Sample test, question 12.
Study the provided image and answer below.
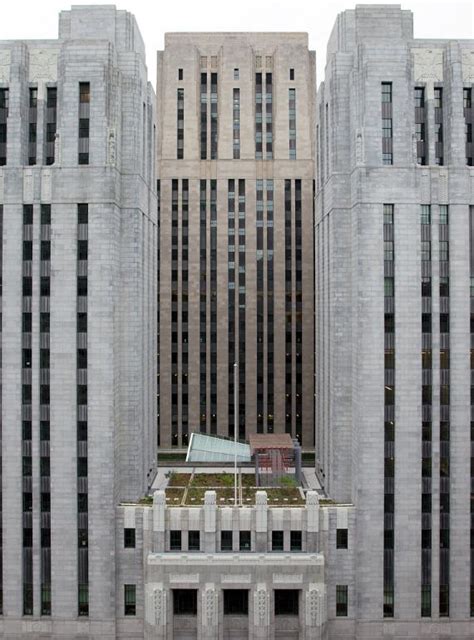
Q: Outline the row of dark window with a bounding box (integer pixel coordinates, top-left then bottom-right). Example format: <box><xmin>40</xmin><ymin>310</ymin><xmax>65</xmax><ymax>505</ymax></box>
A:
<box><xmin>383</xmin><ymin>203</ymin><xmax>395</xmax><ymax>617</ymax></box>
<box><xmin>77</xmin><ymin>204</ymin><xmax>89</xmax><ymax>616</ymax></box>
<box><xmin>256</xmin><ymin>73</ymin><xmax>273</xmax><ymax>159</ymax></box>
<box><xmin>382</xmin><ymin>83</ymin><xmax>473</xmax><ymax>166</ymax></box>
<box><xmin>256</xmin><ymin>180</ymin><xmax>274</xmax><ymax>433</ymax></box>
<box><xmin>176</xmin><ymin>67</ymin><xmax>296</xmax><ymax>81</ymax></box>
<box><xmin>170</xmin><ymin>587</ymin><xmax>347</xmax><ymax>618</ymax></box>
<box><xmin>420</xmin><ymin>205</ymin><xmax>432</xmax><ymax>617</ymax></box>
<box><xmin>22</xmin><ymin>205</ymin><xmax>34</xmax><ymax>615</ymax></box>
<box><xmin>0</xmin><ymin>84</ymin><xmax>88</xmax><ymax>166</ymax></box>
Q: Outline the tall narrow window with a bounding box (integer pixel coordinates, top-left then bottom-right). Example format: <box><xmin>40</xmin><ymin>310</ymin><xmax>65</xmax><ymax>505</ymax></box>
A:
<box><xmin>233</xmin><ymin>88</ymin><xmax>240</xmax><ymax>159</ymax></box>
<box><xmin>255</xmin><ymin>72</ymin><xmax>263</xmax><ymax>159</ymax></box>
<box><xmin>181</xmin><ymin>180</ymin><xmax>189</xmax><ymax>445</ymax></box>
<box><xmin>381</xmin><ymin>82</ymin><xmax>393</xmax><ymax>165</ymax></box>
<box><xmin>177</xmin><ymin>88</ymin><xmax>184</xmax><ymax>159</ymax></box>
<box><xmin>210</xmin><ymin>73</ymin><xmax>218</xmax><ymax>159</ymax></box>
<box><xmin>336</xmin><ymin>585</ymin><xmax>348</xmax><ymax>617</ymax></box>
<box><xmin>78</xmin><ymin>83</ymin><xmax>90</xmax><ymax>165</ymax></box>
<box><xmin>383</xmin><ymin>204</ymin><xmax>395</xmax><ymax>617</ymax></box>
<box><xmin>439</xmin><ymin>204</ymin><xmax>450</xmax><ymax>617</ymax></box>
<box><xmin>40</xmin><ymin>204</ymin><xmax>51</xmax><ymax>615</ymax></box>
<box><xmin>200</xmin><ymin>74</ymin><xmax>207</xmax><ymax>160</ymax></box>
<box><xmin>267</xmin><ymin>181</ymin><xmax>274</xmax><ymax>434</ymax></box>
<box><xmin>238</xmin><ymin>179</ymin><xmax>246</xmax><ymax>439</ymax></box>
<box><xmin>228</xmin><ymin>179</ymin><xmax>236</xmax><ymax>437</ymax></box>
<box><xmin>77</xmin><ymin>203</ymin><xmax>89</xmax><ymax>616</ymax></box>
<box><xmin>171</xmin><ymin>180</ymin><xmax>179</xmax><ymax>445</ymax></box>
<box><xmin>256</xmin><ymin>180</ymin><xmax>264</xmax><ymax>432</ymax></box>
<box><xmin>285</xmin><ymin>181</ymin><xmax>292</xmax><ymax>435</ymax></box>
<box><xmin>28</xmin><ymin>88</ymin><xmax>38</xmax><ymax>165</ymax></box>
<box><xmin>289</xmin><ymin>88</ymin><xmax>296</xmax><ymax>159</ymax></box>
<box><xmin>420</xmin><ymin>204</ymin><xmax>432</xmax><ymax>617</ymax></box>
<box><xmin>265</xmin><ymin>73</ymin><xmax>273</xmax><ymax>159</ymax></box>
<box><xmin>45</xmin><ymin>87</ymin><xmax>57</xmax><ymax>165</ymax></box>
<box><xmin>295</xmin><ymin>180</ymin><xmax>302</xmax><ymax>442</ymax></box>
<box><xmin>414</xmin><ymin>87</ymin><xmax>427</xmax><ymax>165</ymax></box>
<box><xmin>199</xmin><ymin>180</ymin><xmax>207</xmax><ymax>431</ymax></box>
<box><xmin>434</xmin><ymin>87</ymin><xmax>444</xmax><ymax>166</ymax></box>
<box><xmin>22</xmin><ymin>205</ymin><xmax>33</xmax><ymax>615</ymax></box>
<box><xmin>210</xmin><ymin>180</ymin><xmax>217</xmax><ymax>434</ymax></box>
<box><xmin>0</xmin><ymin>88</ymin><xmax>9</xmax><ymax>165</ymax></box>
<box><xmin>464</xmin><ymin>88</ymin><xmax>473</xmax><ymax>166</ymax></box>
<box><xmin>124</xmin><ymin>585</ymin><xmax>136</xmax><ymax>616</ymax></box>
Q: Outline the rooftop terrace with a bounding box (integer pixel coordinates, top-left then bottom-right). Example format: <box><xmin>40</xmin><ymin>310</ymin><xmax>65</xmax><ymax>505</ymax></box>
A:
<box><xmin>134</xmin><ymin>466</ymin><xmax>325</xmax><ymax>508</ymax></box>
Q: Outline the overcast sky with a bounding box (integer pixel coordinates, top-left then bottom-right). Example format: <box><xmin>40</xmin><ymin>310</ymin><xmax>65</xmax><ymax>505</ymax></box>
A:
<box><xmin>1</xmin><ymin>1</ymin><xmax>472</xmax><ymax>87</ymax></box>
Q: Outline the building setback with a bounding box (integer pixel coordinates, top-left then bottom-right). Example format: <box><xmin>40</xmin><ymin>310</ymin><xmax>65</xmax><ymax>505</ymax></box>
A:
<box><xmin>315</xmin><ymin>5</ymin><xmax>474</xmax><ymax>638</ymax></box>
<box><xmin>0</xmin><ymin>5</ymin><xmax>156</xmax><ymax>636</ymax></box>
<box><xmin>156</xmin><ymin>33</ymin><xmax>315</xmax><ymax>449</ymax></box>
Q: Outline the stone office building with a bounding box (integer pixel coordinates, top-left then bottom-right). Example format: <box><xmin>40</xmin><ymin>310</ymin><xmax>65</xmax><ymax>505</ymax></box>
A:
<box><xmin>315</xmin><ymin>4</ymin><xmax>474</xmax><ymax>638</ymax></box>
<box><xmin>0</xmin><ymin>5</ymin><xmax>156</xmax><ymax>638</ymax></box>
<box><xmin>156</xmin><ymin>33</ymin><xmax>316</xmax><ymax>449</ymax></box>
<box><xmin>1</xmin><ymin>2</ymin><xmax>474</xmax><ymax>640</ymax></box>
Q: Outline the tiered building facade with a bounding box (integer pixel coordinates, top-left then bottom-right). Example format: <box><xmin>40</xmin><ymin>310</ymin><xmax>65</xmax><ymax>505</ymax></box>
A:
<box><xmin>0</xmin><ymin>3</ymin><xmax>473</xmax><ymax>639</ymax></box>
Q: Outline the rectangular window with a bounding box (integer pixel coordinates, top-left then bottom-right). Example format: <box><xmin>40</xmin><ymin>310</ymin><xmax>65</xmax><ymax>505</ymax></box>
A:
<box><xmin>221</xmin><ymin>530</ymin><xmax>233</xmax><ymax>551</ymax></box>
<box><xmin>224</xmin><ymin>589</ymin><xmax>248</xmax><ymax>615</ymax></box>
<box><xmin>124</xmin><ymin>584</ymin><xmax>136</xmax><ymax>616</ymax></box>
<box><xmin>465</xmin><ymin>88</ymin><xmax>473</xmax><ymax>165</ymax></box>
<box><xmin>188</xmin><ymin>530</ymin><xmax>200</xmax><ymax>551</ymax></box>
<box><xmin>28</xmin><ymin>88</ymin><xmax>38</xmax><ymax>165</ymax></box>
<box><xmin>0</xmin><ymin>88</ymin><xmax>9</xmax><ymax>165</ymax></box>
<box><xmin>414</xmin><ymin>87</ymin><xmax>427</xmax><ymax>164</ymax></box>
<box><xmin>272</xmin><ymin>530</ymin><xmax>284</xmax><ymax>551</ymax></box>
<box><xmin>170</xmin><ymin>530</ymin><xmax>182</xmax><ymax>551</ymax></box>
<box><xmin>210</xmin><ymin>73</ymin><xmax>218</xmax><ymax>159</ymax></box>
<box><xmin>381</xmin><ymin>82</ymin><xmax>393</xmax><ymax>165</ymax></box>
<box><xmin>336</xmin><ymin>528</ymin><xmax>348</xmax><ymax>549</ymax></box>
<box><xmin>200</xmin><ymin>74</ymin><xmax>207</xmax><ymax>159</ymax></box>
<box><xmin>336</xmin><ymin>585</ymin><xmax>348</xmax><ymax>616</ymax></box>
<box><xmin>255</xmin><ymin>72</ymin><xmax>262</xmax><ymax>158</ymax></box>
<box><xmin>177</xmin><ymin>87</ymin><xmax>184</xmax><ymax>159</ymax></box>
<box><xmin>78</xmin><ymin>83</ymin><xmax>90</xmax><ymax>164</ymax></box>
<box><xmin>124</xmin><ymin>528</ymin><xmax>135</xmax><ymax>548</ymax></box>
<box><xmin>173</xmin><ymin>589</ymin><xmax>197</xmax><ymax>615</ymax></box>
<box><xmin>239</xmin><ymin>530</ymin><xmax>251</xmax><ymax>551</ymax></box>
<box><xmin>233</xmin><ymin>88</ymin><xmax>240</xmax><ymax>159</ymax></box>
<box><xmin>290</xmin><ymin>530</ymin><xmax>302</xmax><ymax>551</ymax></box>
<box><xmin>275</xmin><ymin>589</ymin><xmax>299</xmax><ymax>616</ymax></box>
<box><xmin>289</xmin><ymin>88</ymin><xmax>296</xmax><ymax>159</ymax></box>
<box><xmin>434</xmin><ymin>87</ymin><xmax>443</xmax><ymax>165</ymax></box>
<box><xmin>421</xmin><ymin>205</ymin><xmax>431</xmax><ymax>225</ymax></box>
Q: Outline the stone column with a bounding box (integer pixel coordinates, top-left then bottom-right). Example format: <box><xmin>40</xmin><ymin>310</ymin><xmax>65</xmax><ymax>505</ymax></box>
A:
<box><xmin>255</xmin><ymin>490</ymin><xmax>268</xmax><ymax>551</ymax></box>
<box><xmin>199</xmin><ymin>583</ymin><xmax>218</xmax><ymax>639</ymax></box>
<box><xmin>144</xmin><ymin>583</ymin><xmax>167</xmax><ymax>640</ymax></box>
<box><xmin>306</xmin><ymin>490</ymin><xmax>319</xmax><ymax>552</ymax></box>
<box><xmin>252</xmin><ymin>583</ymin><xmax>270</xmax><ymax>640</ymax></box>
<box><xmin>303</xmin><ymin>584</ymin><xmax>326</xmax><ymax>640</ymax></box>
<box><xmin>153</xmin><ymin>490</ymin><xmax>166</xmax><ymax>552</ymax></box>
<box><xmin>203</xmin><ymin>490</ymin><xmax>217</xmax><ymax>552</ymax></box>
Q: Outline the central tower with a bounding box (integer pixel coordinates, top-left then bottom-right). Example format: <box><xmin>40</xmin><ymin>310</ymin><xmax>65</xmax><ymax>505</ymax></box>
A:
<box><xmin>156</xmin><ymin>33</ymin><xmax>316</xmax><ymax>449</ymax></box>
